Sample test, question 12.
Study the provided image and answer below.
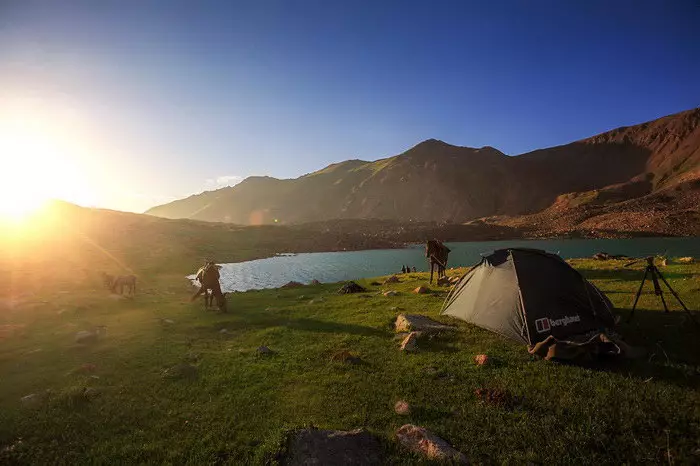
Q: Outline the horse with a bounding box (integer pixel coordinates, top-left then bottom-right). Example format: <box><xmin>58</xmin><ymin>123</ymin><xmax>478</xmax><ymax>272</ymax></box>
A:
<box><xmin>426</xmin><ymin>240</ymin><xmax>451</xmax><ymax>284</ymax></box>
<box><xmin>101</xmin><ymin>272</ymin><xmax>137</xmax><ymax>295</ymax></box>
<box><xmin>191</xmin><ymin>262</ymin><xmax>227</xmax><ymax>312</ymax></box>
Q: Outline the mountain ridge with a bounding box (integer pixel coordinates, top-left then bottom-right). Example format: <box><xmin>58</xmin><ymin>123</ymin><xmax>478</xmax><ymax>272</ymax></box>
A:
<box><xmin>146</xmin><ymin>107</ymin><xmax>700</xmax><ymax>235</ymax></box>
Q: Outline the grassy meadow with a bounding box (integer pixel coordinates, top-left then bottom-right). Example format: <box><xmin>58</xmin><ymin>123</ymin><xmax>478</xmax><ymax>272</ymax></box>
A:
<box><xmin>1</xmin><ymin>248</ymin><xmax>699</xmax><ymax>464</ymax></box>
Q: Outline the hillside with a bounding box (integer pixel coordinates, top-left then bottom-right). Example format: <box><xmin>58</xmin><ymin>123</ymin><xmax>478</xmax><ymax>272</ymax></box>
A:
<box><xmin>147</xmin><ymin>108</ymin><xmax>700</xmax><ymax>235</ymax></box>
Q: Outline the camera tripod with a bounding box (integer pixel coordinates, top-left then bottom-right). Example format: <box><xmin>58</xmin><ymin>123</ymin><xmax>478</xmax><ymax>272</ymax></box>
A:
<box><xmin>628</xmin><ymin>257</ymin><xmax>697</xmax><ymax>325</ymax></box>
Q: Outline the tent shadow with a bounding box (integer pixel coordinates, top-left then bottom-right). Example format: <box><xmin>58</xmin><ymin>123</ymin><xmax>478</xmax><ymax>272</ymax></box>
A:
<box><xmin>569</xmin><ymin>308</ymin><xmax>700</xmax><ymax>388</ymax></box>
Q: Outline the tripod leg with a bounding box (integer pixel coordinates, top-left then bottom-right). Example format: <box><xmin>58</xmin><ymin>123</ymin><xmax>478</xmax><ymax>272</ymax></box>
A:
<box><xmin>628</xmin><ymin>267</ymin><xmax>649</xmax><ymax>322</ymax></box>
<box><xmin>658</xmin><ymin>291</ymin><xmax>669</xmax><ymax>313</ymax></box>
<box><xmin>656</xmin><ymin>270</ymin><xmax>699</xmax><ymax>326</ymax></box>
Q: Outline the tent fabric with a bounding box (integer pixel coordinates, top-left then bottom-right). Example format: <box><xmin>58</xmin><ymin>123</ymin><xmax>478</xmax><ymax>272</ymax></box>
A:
<box><xmin>441</xmin><ymin>248</ymin><xmax>615</xmax><ymax>346</ymax></box>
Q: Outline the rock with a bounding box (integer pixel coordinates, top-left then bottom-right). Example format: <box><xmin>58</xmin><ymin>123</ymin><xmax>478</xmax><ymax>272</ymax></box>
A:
<box><xmin>76</xmin><ymin>363</ymin><xmax>98</xmax><ymax>373</ymax></box>
<box><xmin>256</xmin><ymin>346</ymin><xmax>273</xmax><ymax>355</ymax></box>
<box><xmin>163</xmin><ymin>363</ymin><xmax>198</xmax><ymax>379</ymax></box>
<box><xmin>310</xmin><ymin>279</ymin><xmax>322</xmax><ymax>285</ymax></box>
<box><xmin>284</xmin><ymin>428</ymin><xmax>382</xmax><ymax>466</ymax></box>
<box><xmin>337</xmin><ymin>282</ymin><xmax>367</xmax><ymax>294</ymax></box>
<box><xmin>383</xmin><ymin>290</ymin><xmax>398</xmax><ymax>297</ymax></box>
<box><xmin>400</xmin><ymin>332</ymin><xmax>419</xmax><ymax>352</ymax></box>
<box><xmin>219</xmin><ymin>328</ymin><xmax>228</xmax><ymax>334</ymax></box>
<box><xmin>75</xmin><ymin>326</ymin><xmax>107</xmax><ymax>344</ymax></box>
<box><xmin>383</xmin><ymin>275</ymin><xmax>400</xmax><ymax>284</ymax></box>
<box><xmin>281</xmin><ymin>281</ymin><xmax>304</xmax><ymax>289</ymax></box>
<box><xmin>20</xmin><ymin>393</ymin><xmax>41</xmax><ymax>407</ymax></box>
<box><xmin>474</xmin><ymin>387</ymin><xmax>522</xmax><ymax>409</ymax></box>
<box><xmin>395</xmin><ymin>424</ymin><xmax>468</xmax><ymax>463</ymax></box>
<box><xmin>394</xmin><ymin>400</ymin><xmax>411</xmax><ymax>415</ymax></box>
<box><xmin>393</xmin><ymin>332</ymin><xmax>410</xmax><ymax>341</ymax></box>
<box><xmin>394</xmin><ymin>314</ymin><xmax>454</xmax><ymax>333</ymax></box>
<box><xmin>330</xmin><ymin>350</ymin><xmax>362</xmax><ymax>365</ymax></box>
<box><xmin>677</xmin><ymin>256</ymin><xmax>694</xmax><ymax>263</ymax></box>
<box><xmin>474</xmin><ymin>354</ymin><xmax>489</xmax><ymax>366</ymax></box>
<box><xmin>436</xmin><ymin>277</ymin><xmax>451</xmax><ymax>287</ymax></box>
<box><xmin>370</xmin><ymin>281</ymin><xmax>381</xmax><ymax>286</ymax></box>
<box><xmin>413</xmin><ymin>286</ymin><xmax>429</xmax><ymax>294</ymax></box>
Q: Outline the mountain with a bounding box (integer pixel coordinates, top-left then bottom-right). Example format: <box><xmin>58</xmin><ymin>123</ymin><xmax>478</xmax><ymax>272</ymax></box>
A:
<box><xmin>147</xmin><ymin>108</ymin><xmax>700</xmax><ymax>235</ymax></box>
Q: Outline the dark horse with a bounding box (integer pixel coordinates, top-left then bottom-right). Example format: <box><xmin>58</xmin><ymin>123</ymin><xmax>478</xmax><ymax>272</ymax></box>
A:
<box><xmin>426</xmin><ymin>240</ymin><xmax>451</xmax><ymax>284</ymax></box>
<box><xmin>191</xmin><ymin>262</ymin><xmax>227</xmax><ymax>312</ymax></box>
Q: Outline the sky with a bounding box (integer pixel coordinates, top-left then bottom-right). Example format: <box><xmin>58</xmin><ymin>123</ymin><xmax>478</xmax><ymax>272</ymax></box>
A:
<box><xmin>0</xmin><ymin>0</ymin><xmax>699</xmax><ymax>213</ymax></box>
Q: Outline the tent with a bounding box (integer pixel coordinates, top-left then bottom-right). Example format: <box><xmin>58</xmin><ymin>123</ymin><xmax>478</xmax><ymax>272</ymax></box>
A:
<box><xmin>441</xmin><ymin>248</ymin><xmax>615</xmax><ymax>345</ymax></box>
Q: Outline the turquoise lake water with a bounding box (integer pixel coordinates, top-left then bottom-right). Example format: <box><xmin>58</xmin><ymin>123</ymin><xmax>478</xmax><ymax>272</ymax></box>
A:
<box><xmin>190</xmin><ymin>237</ymin><xmax>700</xmax><ymax>292</ymax></box>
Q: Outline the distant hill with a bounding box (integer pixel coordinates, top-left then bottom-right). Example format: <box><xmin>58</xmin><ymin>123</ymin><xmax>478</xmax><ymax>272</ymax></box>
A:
<box><xmin>147</xmin><ymin>108</ymin><xmax>700</xmax><ymax>235</ymax></box>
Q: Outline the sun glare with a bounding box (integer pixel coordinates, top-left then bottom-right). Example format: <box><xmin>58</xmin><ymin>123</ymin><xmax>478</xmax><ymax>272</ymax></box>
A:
<box><xmin>0</xmin><ymin>111</ymin><xmax>95</xmax><ymax>223</ymax></box>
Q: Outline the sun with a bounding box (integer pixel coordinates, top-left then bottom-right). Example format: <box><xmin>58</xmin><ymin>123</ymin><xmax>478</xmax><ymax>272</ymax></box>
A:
<box><xmin>0</xmin><ymin>116</ymin><xmax>94</xmax><ymax>222</ymax></box>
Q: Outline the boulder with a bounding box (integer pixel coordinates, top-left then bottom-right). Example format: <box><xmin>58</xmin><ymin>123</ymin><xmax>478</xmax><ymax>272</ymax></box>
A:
<box><xmin>394</xmin><ymin>314</ymin><xmax>454</xmax><ymax>333</ymax></box>
<box><xmin>400</xmin><ymin>332</ymin><xmax>419</xmax><ymax>352</ymax></box>
<box><xmin>337</xmin><ymin>282</ymin><xmax>367</xmax><ymax>294</ymax></box>
<box><xmin>281</xmin><ymin>281</ymin><xmax>304</xmax><ymax>289</ymax></box>
<box><xmin>413</xmin><ymin>286</ymin><xmax>429</xmax><ymax>294</ymax></box>
<box><xmin>383</xmin><ymin>275</ymin><xmax>400</xmax><ymax>284</ymax></box>
<box><xmin>394</xmin><ymin>400</ymin><xmax>411</xmax><ymax>415</ymax></box>
<box><xmin>395</xmin><ymin>424</ymin><xmax>468</xmax><ymax>463</ymax></box>
<box><xmin>284</xmin><ymin>428</ymin><xmax>382</xmax><ymax>466</ymax></box>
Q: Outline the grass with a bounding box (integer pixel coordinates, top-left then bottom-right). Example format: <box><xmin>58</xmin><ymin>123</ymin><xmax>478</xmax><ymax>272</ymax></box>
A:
<box><xmin>1</xmin><ymin>258</ymin><xmax>699</xmax><ymax>464</ymax></box>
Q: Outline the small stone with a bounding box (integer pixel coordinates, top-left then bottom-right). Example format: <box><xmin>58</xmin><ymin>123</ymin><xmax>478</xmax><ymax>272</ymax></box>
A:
<box><xmin>77</xmin><ymin>363</ymin><xmax>98</xmax><ymax>373</ymax></box>
<box><xmin>163</xmin><ymin>363</ymin><xmax>198</xmax><ymax>379</ymax></box>
<box><xmin>163</xmin><ymin>319</ymin><xmax>175</xmax><ymax>324</ymax></box>
<box><xmin>257</xmin><ymin>346</ymin><xmax>273</xmax><ymax>355</ymax></box>
<box><xmin>394</xmin><ymin>400</ymin><xmax>411</xmax><ymax>415</ymax></box>
<box><xmin>330</xmin><ymin>350</ymin><xmax>362</xmax><ymax>365</ymax></box>
<box><xmin>383</xmin><ymin>275</ymin><xmax>400</xmax><ymax>284</ymax></box>
<box><xmin>219</xmin><ymin>328</ymin><xmax>228</xmax><ymax>334</ymax></box>
<box><xmin>413</xmin><ymin>286</ymin><xmax>429</xmax><ymax>294</ymax></box>
<box><xmin>474</xmin><ymin>354</ymin><xmax>489</xmax><ymax>366</ymax></box>
<box><xmin>383</xmin><ymin>290</ymin><xmax>398</xmax><ymax>297</ymax></box>
<box><xmin>20</xmin><ymin>393</ymin><xmax>41</xmax><ymax>407</ymax></box>
<box><xmin>395</xmin><ymin>424</ymin><xmax>467</xmax><ymax>463</ymax></box>
<box><xmin>400</xmin><ymin>332</ymin><xmax>418</xmax><ymax>352</ymax></box>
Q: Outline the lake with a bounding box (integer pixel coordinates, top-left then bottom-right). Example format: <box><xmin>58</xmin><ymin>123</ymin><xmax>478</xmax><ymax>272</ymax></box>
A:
<box><xmin>189</xmin><ymin>237</ymin><xmax>700</xmax><ymax>292</ymax></box>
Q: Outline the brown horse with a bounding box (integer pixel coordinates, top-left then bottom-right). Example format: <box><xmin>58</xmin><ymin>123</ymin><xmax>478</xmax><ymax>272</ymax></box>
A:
<box><xmin>426</xmin><ymin>240</ymin><xmax>450</xmax><ymax>284</ymax></box>
<box><xmin>191</xmin><ymin>262</ymin><xmax>227</xmax><ymax>312</ymax></box>
<box><xmin>101</xmin><ymin>272</ymin><xmax>137</xmax><ymax>295</ymax></box>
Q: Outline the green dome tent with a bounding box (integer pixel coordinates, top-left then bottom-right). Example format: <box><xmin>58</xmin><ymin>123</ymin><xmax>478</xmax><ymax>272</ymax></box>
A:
<box><xmin>441</xmin><ymin>248</ymin><xmax>616</xmax><ymax>345</ymax></box>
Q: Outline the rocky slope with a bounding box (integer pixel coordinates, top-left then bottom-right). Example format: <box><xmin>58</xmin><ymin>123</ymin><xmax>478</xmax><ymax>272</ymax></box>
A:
<box><xmin>147</xmin><ymin>108</ymin><xmax>700</xmax><ymax>236</ymax></box>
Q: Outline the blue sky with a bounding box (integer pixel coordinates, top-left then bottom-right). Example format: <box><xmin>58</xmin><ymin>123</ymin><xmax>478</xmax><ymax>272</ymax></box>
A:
<box><xmin>0</xmin><ymin>0</ymin><xmax>698</xmax><ymax>212</ymax></box>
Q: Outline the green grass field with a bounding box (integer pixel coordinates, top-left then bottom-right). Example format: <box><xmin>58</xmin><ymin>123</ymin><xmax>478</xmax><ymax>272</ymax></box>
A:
<box><xmin>1</xmin><ymin>258</ymin><xmax>699</xmax><ymax>464</ymax></box>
